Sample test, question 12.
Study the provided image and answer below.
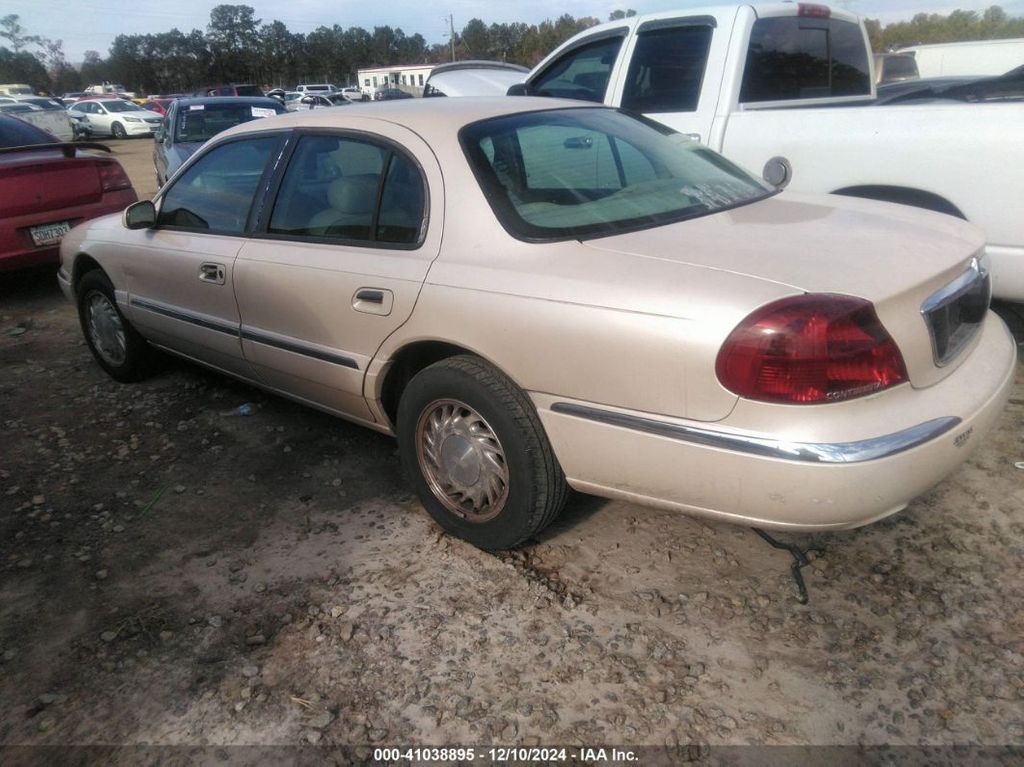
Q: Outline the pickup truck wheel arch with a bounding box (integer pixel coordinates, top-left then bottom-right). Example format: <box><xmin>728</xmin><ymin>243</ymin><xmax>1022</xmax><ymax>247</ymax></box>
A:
<box><xmin>832</xmin><ymin>185</ymin><xmax>966</xmax><ymax>219</ymax></box>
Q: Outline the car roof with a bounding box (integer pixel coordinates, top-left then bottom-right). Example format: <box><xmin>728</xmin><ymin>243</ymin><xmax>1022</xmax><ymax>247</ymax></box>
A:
<box><xmin>219</xmin><ymin>96</ymin><xmax>592</xmax><ymax>140</ymax></box>
<box><xmin>175</xmin><ymin>96</ymin><xmax>284</xmax><ymax>108</ymax></box>
<box><xmin>430</xmin><ymin>60</ymin><xmax>529</xmax><ymax>75</ymax></box>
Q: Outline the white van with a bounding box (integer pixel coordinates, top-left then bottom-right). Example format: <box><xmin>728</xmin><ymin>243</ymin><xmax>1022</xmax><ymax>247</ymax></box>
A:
<box><xmin>898</xmin><ymin>38</ymin><xmax>1024</xmax><ymax>77</ymax></box>
<box><xmin>0</xmin><ymin>83</ymin><xmax>34</xmax><ymax>96</ymax></box>
<box><xmin>295</xmin><ymin>84</ymin><xmax>335</xmax><ymax>94</ymax></box>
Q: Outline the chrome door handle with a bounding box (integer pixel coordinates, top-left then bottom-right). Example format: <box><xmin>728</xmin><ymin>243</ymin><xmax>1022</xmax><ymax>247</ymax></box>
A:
<box><xmin>198</xmin><ymin>262</ymin><xmax>225</xmax><ymax>285</ymax></box>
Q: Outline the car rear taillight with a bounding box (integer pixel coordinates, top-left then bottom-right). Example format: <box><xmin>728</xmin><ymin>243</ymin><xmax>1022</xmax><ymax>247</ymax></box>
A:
<box><xmin>97</xmin><ymin>160</ymin><xmax>132</xmax><ymax>193</ymax></box>
<box><xmin>716</xmin><ymin>294</ymin><xmax>908</xmax><ymax>404</ymax></box>
<box><xmin>798</xmin><ymin>3</ymin><xmax>831</xmax><ymax>17</ymax></box>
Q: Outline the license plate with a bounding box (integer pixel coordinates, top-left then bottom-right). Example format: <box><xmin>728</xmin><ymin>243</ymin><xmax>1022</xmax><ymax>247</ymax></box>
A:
<box><xmin>30</xmin><ymin>221</ymin><xmax>72</xmax><ymax>247</ymax></box>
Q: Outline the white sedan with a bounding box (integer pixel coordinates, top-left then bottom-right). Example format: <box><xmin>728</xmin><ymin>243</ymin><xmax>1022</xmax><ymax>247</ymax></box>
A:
<box><xmin>67</xmin><ymin>98</ymin><xmax>162</xmax><ymax>138</ymax></box>
<box><xmin>58</xmin><ymin>99</ymin><xmax>1016</xmax><ymax>550</ymax></box>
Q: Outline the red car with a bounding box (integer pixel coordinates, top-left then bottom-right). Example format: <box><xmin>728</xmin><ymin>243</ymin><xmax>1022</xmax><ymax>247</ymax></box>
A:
<box><xmin>0</xmin><ymin>114</ymin><xmax>137</xmax><ymax>271</ymax></box>
<box><xmin>141</xmin><ymin>97</ymin><xmax>177</xmax><ymax>116</ymax></box>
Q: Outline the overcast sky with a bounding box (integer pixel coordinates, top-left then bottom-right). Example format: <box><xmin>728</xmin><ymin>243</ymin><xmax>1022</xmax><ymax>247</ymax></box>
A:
<box><xmin>7</xmin><ymin>0</ymin><xmax>1024</xmax><ymax>62</ymax></box>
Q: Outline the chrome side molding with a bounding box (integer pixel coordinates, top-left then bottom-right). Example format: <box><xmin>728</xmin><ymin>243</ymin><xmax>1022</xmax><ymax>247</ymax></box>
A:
<box><xmin>550</xmin><ymin>402</ymin><xmax>962</xmax><ymax>464</ymax></box>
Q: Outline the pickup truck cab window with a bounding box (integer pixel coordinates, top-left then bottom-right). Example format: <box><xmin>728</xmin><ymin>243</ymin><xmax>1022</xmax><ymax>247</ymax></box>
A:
<box><xmin>741</xmin><ymin>16</ymin><xmax>870</xmax><ymax>103</ymax></box>
<box><xmin>529</xmin><ymin>33</ymin><xmax>626</xmax><ymax>102</ymax></box>
<box><xmin>621</xmin><ymin>21</ymin><xmax>714</xmax><ymax>113</ymax></box>
<box><xmin>157</xmin><ymin>137</ymin><xmax>279</xmax><ymax>233</ymax></box>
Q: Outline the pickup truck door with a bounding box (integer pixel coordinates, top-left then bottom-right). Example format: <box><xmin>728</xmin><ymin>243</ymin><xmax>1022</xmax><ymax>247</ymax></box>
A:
<box><xmin>233</xmin><ymin>127</ymin><xmax>443</xmax><ymax>423</ymax></box>
<box><xmin>608</xmin><ymin>10</ymin><xmax>738</xmax><ymax>147</ymax></box>
<box><xmin>525</xmin><ymin>26</ymin><xmax>632</xmax><ymax>105</ymax></box>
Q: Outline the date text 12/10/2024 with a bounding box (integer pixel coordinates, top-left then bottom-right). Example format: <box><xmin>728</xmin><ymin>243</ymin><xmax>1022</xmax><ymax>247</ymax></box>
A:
<box><xmin>372</xmin><ymin>747</ymin><xmax>639</xmax><ymax>762</ymax></box>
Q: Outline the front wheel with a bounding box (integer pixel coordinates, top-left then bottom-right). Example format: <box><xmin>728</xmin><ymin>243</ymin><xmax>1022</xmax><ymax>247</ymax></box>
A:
<box><xmin>397</xmin><ymin>355</ymin><xmax>568</xmax><ymax>550</ymax></box>
<box><xmin>111</xmin><ymin>122</ymin><xmax>127</xmax><ymax>139</ymax></box>
<box><xmin>77</xmin><ymin>270</ymin><xmax>161</xmax><ymax>382</ymax></box>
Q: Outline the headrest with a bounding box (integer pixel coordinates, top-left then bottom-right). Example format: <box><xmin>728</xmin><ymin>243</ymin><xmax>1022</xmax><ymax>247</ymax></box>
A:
<box><xmin>327</xmin><ymin>175</ymin><xmax>378</xmax><ymax>215</ymax></box>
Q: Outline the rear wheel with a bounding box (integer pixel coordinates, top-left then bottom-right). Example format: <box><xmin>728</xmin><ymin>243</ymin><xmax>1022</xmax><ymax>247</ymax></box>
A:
<box><xmin>111</xmin><ymin>122</ymin><xmax>127</xmax><ymax>139</ymax></box>
<box><xmin>397</xmin><ymin>355</ymin><xmax>568</xmax><ymax>550</ymax></box>
<box><xmin>77</xmin><ymin>270</ymin><xmax>160</xmax><ymax>382</ymax></box>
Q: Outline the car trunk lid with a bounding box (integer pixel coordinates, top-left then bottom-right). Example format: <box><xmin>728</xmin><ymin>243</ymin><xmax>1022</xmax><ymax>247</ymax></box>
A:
<box><xmin>0</xmin><ymin>150</ymin><xmax>104</xmax><ymax>217</ymax></box>
<box><xmin>581</xmin><ymin>193</ymin><xmax>989</xmax><ymax>388</ymax></box>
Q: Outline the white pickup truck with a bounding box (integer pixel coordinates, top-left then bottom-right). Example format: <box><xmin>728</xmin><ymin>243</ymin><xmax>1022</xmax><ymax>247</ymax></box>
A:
<box><xmin>515</xmin><ymin>3</ymin><xmax>1024</xmax><ymax>303</ymax></box>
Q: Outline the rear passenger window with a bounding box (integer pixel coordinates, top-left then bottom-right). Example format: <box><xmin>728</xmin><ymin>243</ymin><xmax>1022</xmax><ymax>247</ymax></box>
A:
<box><xmin>740</xmin><ymin>17</ymin><xmax>870</xmax><ymax>103</ymax></box>
<box><xmin>529</xmin><ymin>34</ymin><xmax>626</xmax><ymax>103</ymax></box>
<box><xmin>268</xmin><ymin>134</ymin><xmax>424</xmax><ymax>246</ymax></box>
<box><xmin>621</xmin><ymin>23</ymin><xmax>714</xmax><ymax>113</ymax></box>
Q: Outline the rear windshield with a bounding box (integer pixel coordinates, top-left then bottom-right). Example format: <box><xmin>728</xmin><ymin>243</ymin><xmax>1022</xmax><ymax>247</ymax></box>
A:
<box><xmin>741</xmin><ymin>16</ymin><xmax>871</xmax><ymax>102</ymax></box>
<box><xmin>461</xmin><ymin>107</ymin><xmax>771</xmax><ymax>241</ymax></box>
<box><xmin>234</xmin><ymin>85</ymin><xmax>264</xmax><ymax>97</ymax></box>
<box><xmin>0</xmin><ymin>114</ymin><xmax>57</xmax><ymax>146</ymax></box>
<box><xmin>175</xmin><ymin>103</ymin><xmax>284</xmax><ymax>143</ymax></box>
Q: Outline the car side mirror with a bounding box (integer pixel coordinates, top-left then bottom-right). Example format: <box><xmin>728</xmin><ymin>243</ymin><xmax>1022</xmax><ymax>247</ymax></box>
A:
<box><xmin>123</xmin><ymin>200</ymin><xmax>156</xmax><ymax>230</ymax></box>
<box><xmin>153</xmin><ymin>128</ymin><xmax>163</xmax><ymax>141</ymax></box>
<box><xmin>506</xmin><ymin>83</ymin><xmax>530</xmax><ymax>97</ymax></box>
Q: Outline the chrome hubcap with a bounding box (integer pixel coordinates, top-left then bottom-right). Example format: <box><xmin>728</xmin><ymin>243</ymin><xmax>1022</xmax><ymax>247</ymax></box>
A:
<box><xmin>86</xmin><ymin>291</ymin><xmax>126</xmax><ymax>366</ymax></box>
<box><xmin>416</xmin><ymin>399</ymin><xmax>509</xmax><ymax>522</ymax></box>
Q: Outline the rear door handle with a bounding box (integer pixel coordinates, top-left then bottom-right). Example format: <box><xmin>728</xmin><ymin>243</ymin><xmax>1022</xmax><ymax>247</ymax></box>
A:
<box><xmin>198</xmin><ymin>262</ymin><xmax>226</xmax><ymax>285</ymax></box>
<box><xmin>355</xmin><ymin>289</ymin><xmax>384</xmax><ymax>303</ymax></box>
<box><xmin>353</xmin><ymin>287</ymin><xmax>393</xmax><ymax>316</ymax></box>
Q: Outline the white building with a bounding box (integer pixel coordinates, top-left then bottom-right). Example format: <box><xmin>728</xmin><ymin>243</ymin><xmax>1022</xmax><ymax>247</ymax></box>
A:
<box><xmin>357</xmin><ymin>64</ymin><xmax>435</xmax><ymax>98</ymax></box>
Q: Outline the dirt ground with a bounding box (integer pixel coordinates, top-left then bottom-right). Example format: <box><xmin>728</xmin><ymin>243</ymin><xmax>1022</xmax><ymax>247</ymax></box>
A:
<box><xmin>1</xmin><ymin>137</ymin><xmax>1023</xmax><ymax>755</ymax></box>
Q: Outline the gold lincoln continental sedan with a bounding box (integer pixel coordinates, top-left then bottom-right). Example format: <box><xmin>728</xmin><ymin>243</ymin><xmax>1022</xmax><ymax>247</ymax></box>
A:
<box><xmin>59</xmin><ymin>98</ymin><xmax>1016</xmax><ymax>550</ymax></box>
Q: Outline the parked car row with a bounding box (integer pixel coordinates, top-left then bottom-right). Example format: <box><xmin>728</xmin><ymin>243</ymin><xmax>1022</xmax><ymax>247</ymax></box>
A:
<box><xmin>0</xmin><ymin>95</ymin><xmax>75</xmax><ymax>141</ymax></box>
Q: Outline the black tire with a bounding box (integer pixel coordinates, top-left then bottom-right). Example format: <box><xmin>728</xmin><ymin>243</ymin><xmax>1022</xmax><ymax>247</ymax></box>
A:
<box><xmin>76</xmin><ymin>269</ymin><xmax>160</xmax><ymax>382</ymax></box>
<box><xmin>111</xmin><ymin>122</ymin><xmax>127</xmax><ymax>139</ymax></box>
<box><xmin>397</xmin><ymin>355</ymin><xmax>568</xmax><ymax>550</ymax></box>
